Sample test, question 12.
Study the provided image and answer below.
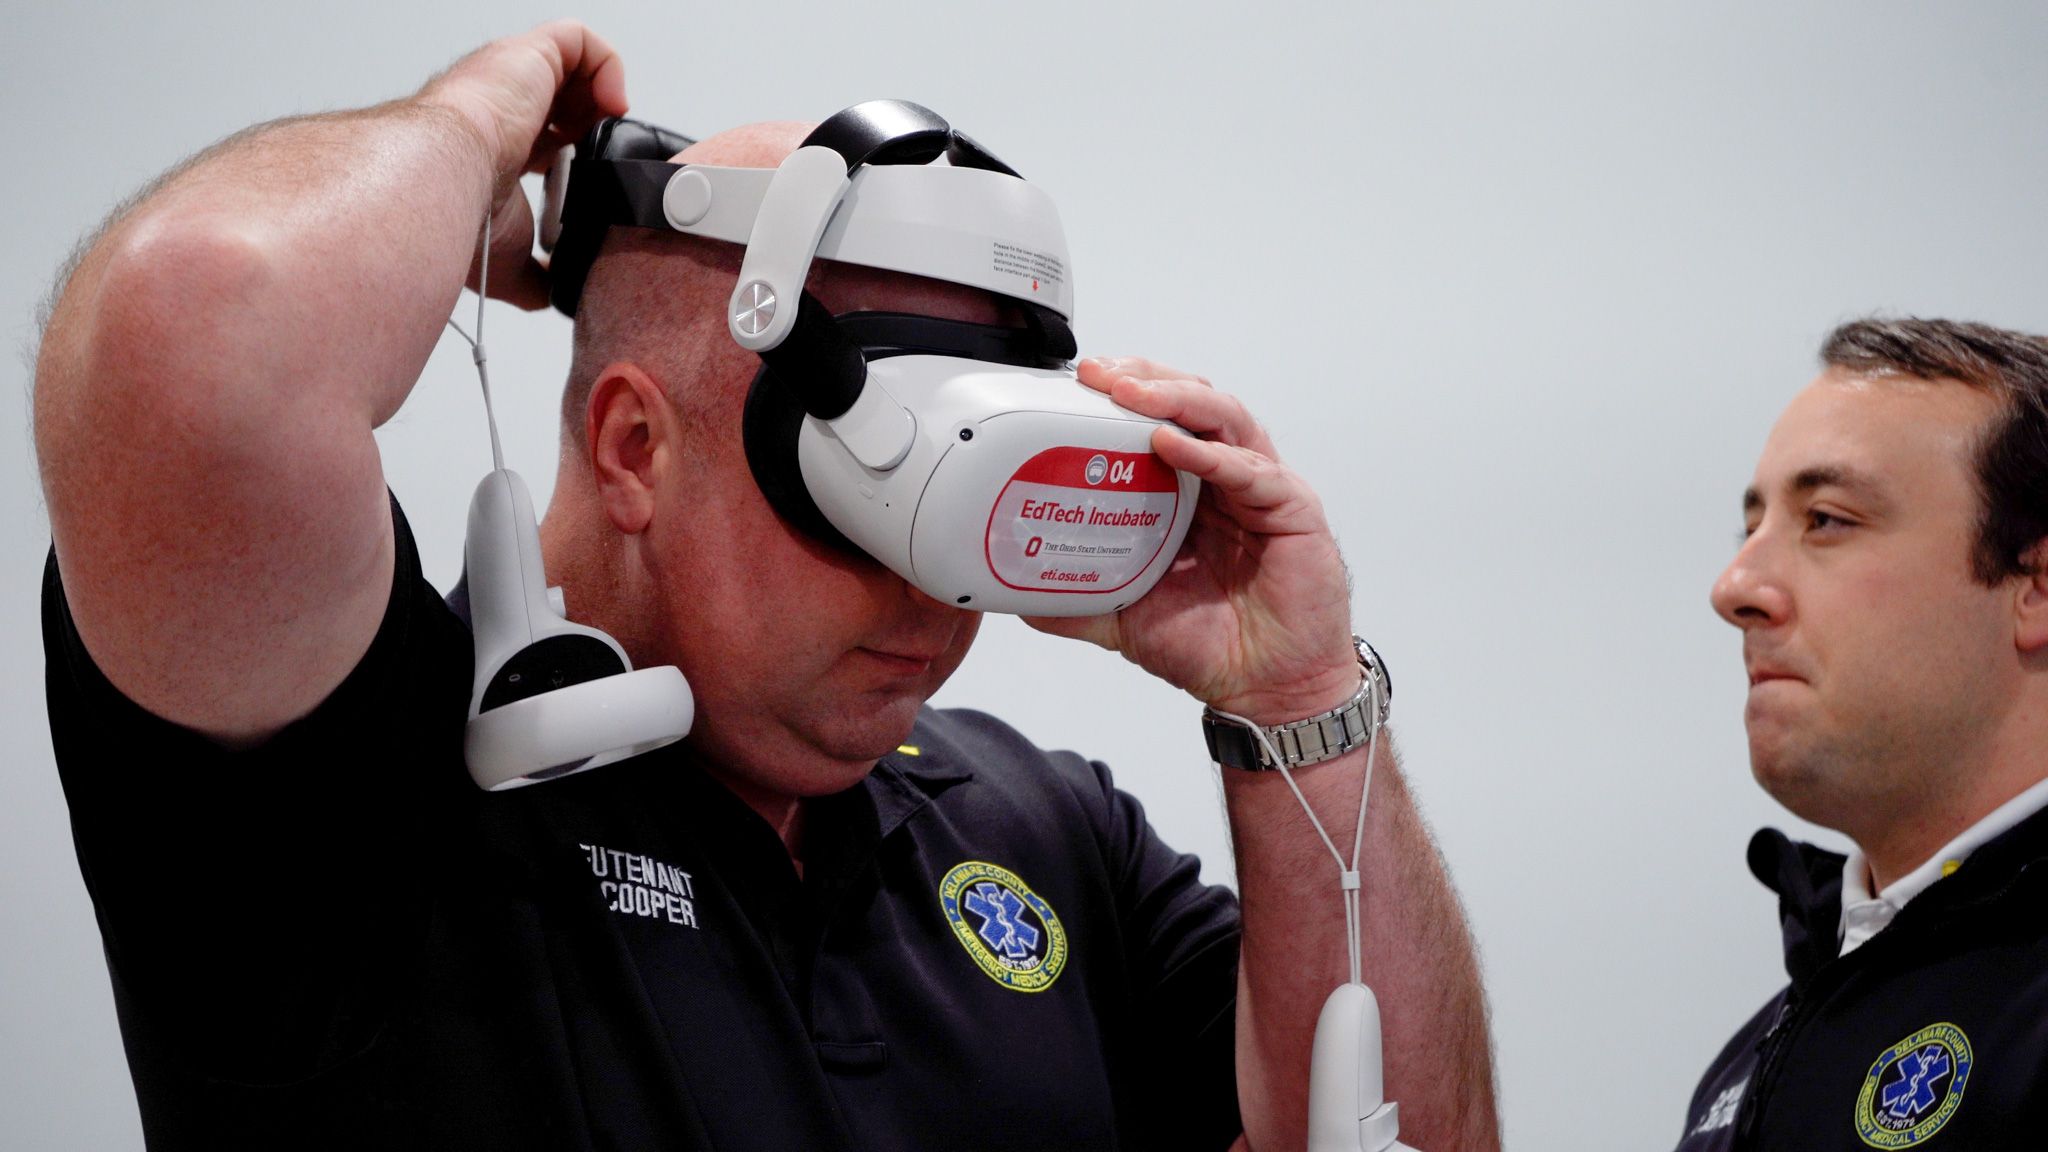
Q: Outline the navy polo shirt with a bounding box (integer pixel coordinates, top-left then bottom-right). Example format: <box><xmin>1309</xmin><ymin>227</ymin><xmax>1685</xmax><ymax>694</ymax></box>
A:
<box><xmin>42</xmin><ymin>498</ymin><xmax>1244</xmax><ymax>1151</ymax></box>
<box><xmin>1673</xmin><ymin>822</ymin><xmax>2048</xmax><ymax>1150</ymax></box>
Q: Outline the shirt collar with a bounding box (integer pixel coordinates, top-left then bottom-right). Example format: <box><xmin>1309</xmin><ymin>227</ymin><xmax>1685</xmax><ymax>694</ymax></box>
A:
<box><xmin>862</xmin><ymin>737</ymin><xmax>973</xmax><ymax>843</ymax></box>
<box><xmin>1839</xmin><ymin>773</ymin><xmax>2048</xmax><ymax>954</ymax></box>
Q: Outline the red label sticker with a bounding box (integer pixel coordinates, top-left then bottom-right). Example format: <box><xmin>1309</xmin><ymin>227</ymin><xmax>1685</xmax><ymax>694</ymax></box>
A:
<box><xmin>984</xmin><ymin>448</ymin><xmax>1180</xmax><ymax>594</ymax></box>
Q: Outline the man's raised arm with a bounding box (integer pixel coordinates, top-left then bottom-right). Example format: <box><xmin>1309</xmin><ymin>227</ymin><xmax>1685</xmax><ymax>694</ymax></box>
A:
<box><xmin>1036</xmin><ymin>356</ymin><xmax>1501</xmax><ymax>1151</ymax></box>
<box><xmin>33</xmin><ymin>22</ymin><xmax>625</xmax><ymax>745</ymax></box>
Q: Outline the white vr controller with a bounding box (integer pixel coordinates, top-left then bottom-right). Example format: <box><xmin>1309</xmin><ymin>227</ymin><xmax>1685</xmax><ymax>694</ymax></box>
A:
<box><xmin>1310</xmin><ymin>983</ymin><xmax>1418</xmax><ymax>1152</ymax></box>
<box><xmin>462</xmin><ymin>469</ymin><xmax>693</xmax><ymax>791</ymax></box>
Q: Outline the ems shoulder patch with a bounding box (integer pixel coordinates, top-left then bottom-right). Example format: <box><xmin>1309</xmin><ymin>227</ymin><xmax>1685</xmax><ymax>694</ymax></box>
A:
<box><xmin>1854</xmin><ymin>1022</ymin><xmax>1972</xmax><ymax>1148</ymax></box>
<box><xmin>938</xmin><ymin>860</ymin><xmax>1069</xmax><ymax>992</ymax></box>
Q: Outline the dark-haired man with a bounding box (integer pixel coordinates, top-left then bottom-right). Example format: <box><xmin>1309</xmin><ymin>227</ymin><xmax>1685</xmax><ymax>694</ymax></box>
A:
<box><xmin>33</xmin><ymin>21</ymin><xmax>1498</xmax><ymax>1151</ymax></box>
<box><xmin>1677</xmin><ymin>319</ymin><xmax>2048</xmax><ymax>1149</ymax></box>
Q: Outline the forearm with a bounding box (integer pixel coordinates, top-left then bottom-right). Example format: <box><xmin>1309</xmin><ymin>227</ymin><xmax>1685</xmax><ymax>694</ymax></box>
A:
<box><xmin>1228</xmin><ymin>735</ymin><xmax>1499</xmax><ymax>1151</ymax></box>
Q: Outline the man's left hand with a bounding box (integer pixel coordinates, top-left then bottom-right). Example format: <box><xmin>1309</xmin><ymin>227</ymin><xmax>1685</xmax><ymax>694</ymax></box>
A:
<box><xmin>1024</xmin><ymin>357</ymin><xmax>1360</xmax><ymax>725</ymax></box>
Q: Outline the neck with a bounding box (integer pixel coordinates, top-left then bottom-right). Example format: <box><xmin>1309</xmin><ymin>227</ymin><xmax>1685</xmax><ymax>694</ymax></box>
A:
<box><xmin>1858</xmin><ymin>710</ymin><xmax>2048</xmax><ymax>890</ymax></box>
<box><xmin>702</xmin><ymin>762</ymin><xmax>807</xmax><ymax>874</ymax></box>
<box><xmin>539</xmin><ymin>486</ymin><xmax>655</xmax><ymax>667</ymax></box>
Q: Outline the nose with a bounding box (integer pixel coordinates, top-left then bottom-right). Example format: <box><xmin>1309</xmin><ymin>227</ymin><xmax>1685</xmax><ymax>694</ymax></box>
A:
<box><xmin>1710</xmin><ymin>527</ymin><xmax>1792</xmax><ymax>631</ymax></box>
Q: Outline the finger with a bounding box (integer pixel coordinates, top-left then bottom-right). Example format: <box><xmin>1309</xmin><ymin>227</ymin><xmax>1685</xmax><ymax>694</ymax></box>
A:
<box><xmin>466</xmin><ymin>257</ymin><xmax>552</xmax><ymax>311</ymax></box>
<box><xmin>1079</xmin><ymin>355</ymin><xmax>1210</xmax><ymax>388</ymax></box>
<box><xmin>467</xmin><ymin>192</ymin><xmax>553</xmax><ymax>309</ymax></box>
<box><xmin>526</xmin><ymin>126</ymin><xmax>581</xmax><ymax>172</ymax></box>
<box><xmin>482</xmin><ymin>184</ymin><xmax>537</xmax><ymax>265</ymax></box>
<box><xmin>1107</xmin><ymin>374</ymin><xmax>1279</xmax><ymax>458</ymax></box>
<box><xmin>1154</xmin><ymin>431</ymin><xmax>1326</xmax><ymax>535</ymax></box>
<box><xmin>526</xmin><ymin>24</ymin><xmax>629</xmax><ymax>169</ymax></box>
<box><xmin>530</xmin><ymin>19</ymin><xmax>626</xmax><ymax>100</ymax></box>
<box><xmin>1078</xmin><ymin>356</ymin><xmax>1278</xmax><ymax>455</ymax></box>
<box><xmin>501</xmin><ymin>257</ymin><xmax>554</xmax><ymax>311</ymax></box>
<box><xmin>544</xmin><ymin>22</ymin><xmax>622</xmax><ymax>119</ymax></box>
<box><xmin>1020</xmin><ymin>612</ymin><xmax>1121</xmax><ymax>652</ymax></box>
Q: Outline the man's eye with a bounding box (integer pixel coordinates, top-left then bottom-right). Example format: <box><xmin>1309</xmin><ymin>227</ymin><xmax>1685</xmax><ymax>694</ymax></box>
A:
<box><xmin>1808</xmin><ymin>509</ymin><xmax>1850</xmax><ymax>532</ymax></box>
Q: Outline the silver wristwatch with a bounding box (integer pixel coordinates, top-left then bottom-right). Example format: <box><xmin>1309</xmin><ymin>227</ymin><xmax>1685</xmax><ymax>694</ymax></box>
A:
<box><xmin>1201</xmin><ymin>636</ymin><xmax>1392</xmax><ymax>772</ymax></box>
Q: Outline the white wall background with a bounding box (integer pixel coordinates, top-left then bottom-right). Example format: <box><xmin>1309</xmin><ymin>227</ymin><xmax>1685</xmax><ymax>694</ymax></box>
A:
<box><xmin>7</xmin><ymin>2</ymin><xmax>2047</xmax><ymax>1147</ymax></box>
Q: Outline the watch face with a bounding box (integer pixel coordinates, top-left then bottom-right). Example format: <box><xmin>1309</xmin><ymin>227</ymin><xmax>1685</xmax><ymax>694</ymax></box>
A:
<box><xmin>1354</xmin><ymin>635</ymin><xmax>1391</xmax><ymax>715</ymax></box>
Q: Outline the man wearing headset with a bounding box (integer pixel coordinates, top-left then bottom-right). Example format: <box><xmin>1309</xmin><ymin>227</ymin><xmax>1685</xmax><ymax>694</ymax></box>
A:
<box><xmin>34</xmin><ymin>21</ymin><xmax>1497</xmax><ymax>1151</ymax></box>
<box><xmin>1674</xmin><ymin>319</ymin><xmax>2048</xmax><ymax>1149</ymax></box>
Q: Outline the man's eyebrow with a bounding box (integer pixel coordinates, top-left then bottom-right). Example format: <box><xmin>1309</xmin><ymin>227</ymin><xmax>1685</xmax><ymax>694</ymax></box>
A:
<box><xmin>1743</xmin><ymin>465</ymin><xmax>1890</xmax><ymax>515</ymax></box>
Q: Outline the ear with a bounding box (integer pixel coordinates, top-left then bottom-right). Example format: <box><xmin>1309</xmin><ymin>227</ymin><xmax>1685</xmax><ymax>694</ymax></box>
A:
<box><xmin>2015</xmin><ymin>539</ymin><xmax>2048</xmax><ymax>655</ymax></box>
<box><xmin>585</xmin><ymin>361</ymin><xmax>679</xmax><ymax>536</ymax></box>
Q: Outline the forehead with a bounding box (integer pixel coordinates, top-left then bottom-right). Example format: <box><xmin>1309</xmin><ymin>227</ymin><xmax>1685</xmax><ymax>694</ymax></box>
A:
<box><xmin>1750</xmin><ymin>367</ymin><xmax>1997</xmax><ymax>506</ymax></box>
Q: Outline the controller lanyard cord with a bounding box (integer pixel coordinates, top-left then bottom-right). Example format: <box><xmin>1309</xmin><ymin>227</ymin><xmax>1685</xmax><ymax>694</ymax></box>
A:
<box><xmin>444</xmin><ymin>210</ymin><xmax>505</xmax><ymax>472</ymax></box>
<box><xmin>1210</xmin><ymin>677</ymin><xmax>1382</xmax><ymax>987</ymax></box>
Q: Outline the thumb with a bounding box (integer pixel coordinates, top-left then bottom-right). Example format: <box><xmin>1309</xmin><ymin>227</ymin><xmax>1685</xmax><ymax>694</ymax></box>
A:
<box><xmin>468</xmin><ymin>181</ymin><xmax>549</xmax><ymax>310</ymax></box>
<box><xmin>1021</xmin><ymin>613</ymin><xmax>1120</xmax><ymax>651</ymax></box>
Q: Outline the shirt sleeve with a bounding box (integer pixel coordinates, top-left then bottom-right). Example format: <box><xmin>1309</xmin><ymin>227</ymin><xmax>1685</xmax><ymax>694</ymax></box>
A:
<box><xmin>1081</xmin><ymin>757</ymin><xmax>1245</xmax><ymax>1148</ymax></box>
<box><xmin>40</xmin><ymin>493</ymin><xmax>475</xmax><ymax>1085</ymax></box>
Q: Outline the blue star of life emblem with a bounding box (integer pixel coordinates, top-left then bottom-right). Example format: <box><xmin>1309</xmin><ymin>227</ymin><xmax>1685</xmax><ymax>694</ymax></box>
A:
<box><xmin>1855</xmin><ymin>1022</ymin><xmax>1972</xmax><ymax>1148</ymax></box>
<box><xmin>938</xmin><ymin>860</ymin><xmax>1069</xmax><ymax>992</ymax></box>
<box><xmin>964</xmin><ymin>882</ymin><xmax>1041</xmax><ymax>960</ymax></box>
<box><xmin>1879</xmin><ymin>1046</ymin><xmax>1950</xmax><ymax>1120</ymax></box>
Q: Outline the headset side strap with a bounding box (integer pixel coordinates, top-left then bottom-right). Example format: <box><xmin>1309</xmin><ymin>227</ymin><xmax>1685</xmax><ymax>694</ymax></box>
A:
<box><xmin>729</xmin><ymin>146</ymin><xmax>853</xmax><ymax>351</ymax></box>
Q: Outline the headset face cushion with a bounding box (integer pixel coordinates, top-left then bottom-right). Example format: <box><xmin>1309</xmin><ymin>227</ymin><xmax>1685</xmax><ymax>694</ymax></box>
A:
<box><xmin>741</xmin><ymin>363</ymin><xmax>861</xmax><ymax>553</ymax></box>
<box><xmin>740</xmin><ymin>310</ymin><xmax>1073</xmax><ymax>555</ymax></box>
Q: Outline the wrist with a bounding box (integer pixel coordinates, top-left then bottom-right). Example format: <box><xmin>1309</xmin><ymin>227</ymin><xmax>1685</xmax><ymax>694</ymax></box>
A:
<box><xmin>1206</xmin><ymin>658</ymin><xmax>1361</xmax><ymax>727</ymax></box>
<box><xmin>1202</xmin><ymin>638</ymin><xmax>1391</xmax><ymax>773</ymax></box>
<box><xmin>410</xmin><ymin>89</ymin><xmax>510</xmax><ymax>185</ymax></box>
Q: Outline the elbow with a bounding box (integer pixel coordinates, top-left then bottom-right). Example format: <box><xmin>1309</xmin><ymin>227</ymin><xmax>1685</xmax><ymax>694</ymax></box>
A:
<box><xmin>34</xmin><ymin>210</ymin><xmax>296</xmax><ymax>509</ymax></box>
<box><xmin>63</xmin><ymin>212</ymin><xmax>287</xmax><ymax>444</ymax></box>
<box><xmin>95</xmin><ymin>213</ymin><xmax>282</xmax><ymax>380</ymax></box>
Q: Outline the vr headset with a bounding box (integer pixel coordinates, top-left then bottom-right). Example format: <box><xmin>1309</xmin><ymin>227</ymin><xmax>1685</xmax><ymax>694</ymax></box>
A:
<box><xmin>544</xmin><ymin>100</ymin><xmax>1198</xmax><ymax>612</ymax></box>
<box><xmin>465</xmin><ymin>101</ymin><xmax>1197</xmax><ymax>790</ymax></box>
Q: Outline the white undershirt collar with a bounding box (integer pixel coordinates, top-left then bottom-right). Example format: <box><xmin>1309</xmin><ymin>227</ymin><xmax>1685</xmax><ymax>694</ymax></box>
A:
<box><xmin>1838</xmin><ymin>774</ymin><xmax>2048</xmax><ymax>956</ymax></box>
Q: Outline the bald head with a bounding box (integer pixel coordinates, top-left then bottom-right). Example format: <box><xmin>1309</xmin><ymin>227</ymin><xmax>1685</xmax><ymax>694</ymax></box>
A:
<box><xmin>672</xmin><ymin>120</ymin><xmax>813</xmax><ymax>168</ymax></box>
<box><xmin>559</xmin><ymin>120</ymin><xmax>1016</xmax><ymax>460</ymax></box>
<box><xmin>558</xmin><ymin>122</ymin><xmax>813</xmax><ymax>454</ymax></box>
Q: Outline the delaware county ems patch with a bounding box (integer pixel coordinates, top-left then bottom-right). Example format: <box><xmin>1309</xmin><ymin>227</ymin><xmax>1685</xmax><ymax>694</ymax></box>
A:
<box><xmin>1855</xmin><ymin>1022</ymin><xmax>1972</xmax><ymax>1148</ymax></box>
<box><xmin>938</xmin><ymin>860</ymin><xmax>1069</xmax><ymax>992</ymax></box>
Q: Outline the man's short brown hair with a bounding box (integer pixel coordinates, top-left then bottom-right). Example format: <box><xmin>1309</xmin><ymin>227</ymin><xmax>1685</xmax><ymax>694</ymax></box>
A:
<box><xmin>1821</xmin><ymin>317</ymin><xmax>2048</xmax><ymax>583</ymax></box>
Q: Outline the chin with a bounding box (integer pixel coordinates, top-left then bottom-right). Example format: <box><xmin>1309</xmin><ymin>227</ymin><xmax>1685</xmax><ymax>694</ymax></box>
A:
<box><xmin>1748</xmin><ymin>730</ymin><xmax>1856</xmax><ymax>832</ymax></box>
<box><xmin>698</xmin><ymin>691</ymin><xmax>926</xmax><ymax>795</ymax></box>
<box><xmin>805</xmin><ymin>692</ymin><xmax>928</xmax><ymax>764</ymax></box>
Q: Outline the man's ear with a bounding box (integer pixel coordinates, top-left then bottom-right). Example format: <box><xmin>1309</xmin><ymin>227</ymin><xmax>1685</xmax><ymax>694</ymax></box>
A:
<box><xmin>585</xmin><ymin>362</ymin><xmax>678</xmax><ymax>535</ymax></box>
<box><xmin>2015</xmin><ymin>539</ymin><xmax>2048</xmax><ymax>655</ymax></box>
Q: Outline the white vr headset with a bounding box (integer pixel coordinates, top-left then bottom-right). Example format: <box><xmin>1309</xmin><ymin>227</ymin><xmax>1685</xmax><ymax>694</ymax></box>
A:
<box><xmin>464</xmin><ymin>101</ymin><xmax>1197</xmax><ymax>791</ymax></box>
<box><xmin>546</xmin><ymin>102</ymin><xmax>1198</xmax><ymax>612</ymax></box>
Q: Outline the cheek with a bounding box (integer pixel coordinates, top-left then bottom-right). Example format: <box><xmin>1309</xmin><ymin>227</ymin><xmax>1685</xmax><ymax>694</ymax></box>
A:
<box><xmin>932</xmin><ymin>613</ymin><xmax>983</xmax><ymax>677</ymax></box>
<box><xmin>1809</xmin><ymin>555</ymin><xmax>2001</xmax><ymax>710</ymax></box>
<box><xmin>691</xmin><ymin>519</ymin><xmax>898</xmax><ymax>656</ymax></box>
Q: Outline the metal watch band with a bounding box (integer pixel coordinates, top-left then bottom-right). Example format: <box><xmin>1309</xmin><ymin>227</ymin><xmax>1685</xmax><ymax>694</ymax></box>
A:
<box><xmin>1201</xmin><ymin>636</ymin><xmax>1391</xmax><ymax>772</ymax></box>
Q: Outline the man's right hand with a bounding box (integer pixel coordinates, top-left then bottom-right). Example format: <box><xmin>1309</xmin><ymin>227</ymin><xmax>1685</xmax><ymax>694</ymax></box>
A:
<box><xmin>418</xmin><ymin>20</ymin><xmax>630</xmax><ymax>310</ymax></box>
